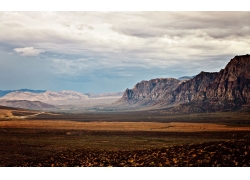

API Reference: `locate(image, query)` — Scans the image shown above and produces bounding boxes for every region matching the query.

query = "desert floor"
[0,109,250,166]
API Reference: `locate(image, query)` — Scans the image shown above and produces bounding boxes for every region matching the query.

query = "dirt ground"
[0,109,250,167]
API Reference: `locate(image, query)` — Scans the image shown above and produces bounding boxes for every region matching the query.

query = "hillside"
[0,100,55,110]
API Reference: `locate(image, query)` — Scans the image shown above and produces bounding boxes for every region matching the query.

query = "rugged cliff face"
[115,54,250,112]
[205,55,250,104]
[114,72,218,108]
[159,71,218,106]
[113,78,180,106]
[190,54,250,112]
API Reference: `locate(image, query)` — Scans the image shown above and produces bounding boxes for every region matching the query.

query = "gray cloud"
[1,11,249,59]
[0,12,250,93]
[110,12,250,39]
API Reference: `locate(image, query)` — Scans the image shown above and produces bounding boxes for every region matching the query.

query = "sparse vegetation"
[0,107,250,167]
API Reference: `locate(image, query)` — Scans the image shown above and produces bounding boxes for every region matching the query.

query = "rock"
[113,78,180,106]
[115,54,250,112]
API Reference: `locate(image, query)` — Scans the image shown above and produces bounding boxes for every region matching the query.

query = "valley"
[0,55,250,167]
[0,106,250,167]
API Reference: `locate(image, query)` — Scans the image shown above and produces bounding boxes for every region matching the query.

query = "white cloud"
[13,47,44,56]
[1,12,250,76]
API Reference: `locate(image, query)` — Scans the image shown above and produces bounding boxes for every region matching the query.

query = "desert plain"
[0,107,250,167]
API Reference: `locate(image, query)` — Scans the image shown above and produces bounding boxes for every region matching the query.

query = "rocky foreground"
[2,140,250,167]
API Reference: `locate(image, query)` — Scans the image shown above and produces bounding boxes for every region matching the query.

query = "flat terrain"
[0,107,250,167]
[1,120,250,132]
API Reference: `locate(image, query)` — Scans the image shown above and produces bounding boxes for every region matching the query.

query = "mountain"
[84,92,123,98]
[113,73,217,108]
[0,90,13,97]
[114,54,250,112]
[0,89,46,97]
[114,78,180,107]
[185,54,250,112]
[177,76,195,81]
[0,100,55,110]
[154,71,219,108]
[0,90,89,105]
[0,90,123,110]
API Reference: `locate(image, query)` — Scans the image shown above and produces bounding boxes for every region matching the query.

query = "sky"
[0,10,250,93]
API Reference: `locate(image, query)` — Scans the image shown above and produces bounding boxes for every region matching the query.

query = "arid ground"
[0,107,250,167]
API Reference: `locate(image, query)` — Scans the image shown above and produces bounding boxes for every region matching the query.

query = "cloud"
[75,24,94,30]
[50,58,95,76]
[13,47,44,56]
[110,12,250,39]
[1,12,249,61]
[0,12,250,93]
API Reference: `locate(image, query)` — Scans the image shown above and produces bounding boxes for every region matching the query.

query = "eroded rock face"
[205,55,250,105]
[115,54,250,112]
[164,71,218,106]
[114,72,218,108]
[113,78,180,106]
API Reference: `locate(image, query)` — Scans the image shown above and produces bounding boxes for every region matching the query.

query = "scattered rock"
[3,140,250,167]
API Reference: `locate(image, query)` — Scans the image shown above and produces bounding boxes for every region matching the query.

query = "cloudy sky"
[0,11,250,93]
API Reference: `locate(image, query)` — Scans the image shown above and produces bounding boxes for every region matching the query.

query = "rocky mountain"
[114,78,180,106]
[0,99,55,110]
[153,71,219,108]
[177,76,195,81]
[189,54,250,112]
[114,54,250,112]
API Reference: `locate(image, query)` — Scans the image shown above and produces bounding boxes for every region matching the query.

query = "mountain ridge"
[114,54,250,112]
[0,90,89,104]
[0,89,46,97]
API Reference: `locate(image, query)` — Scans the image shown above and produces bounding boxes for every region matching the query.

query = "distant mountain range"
[0,89,46,97]
[114,54,250,113]
[0,90,88,109]
[1,90,89,102]
[0,89,123,99]
[177,76,195,81]
[0,89,123,110]
[84,92,123,98]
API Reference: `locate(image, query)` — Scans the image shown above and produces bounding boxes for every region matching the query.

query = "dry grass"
[1,107,250,132]
[0,109,14,118]
[1,108,250,166]
[0,110,37,119]
[1,120,250,132]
